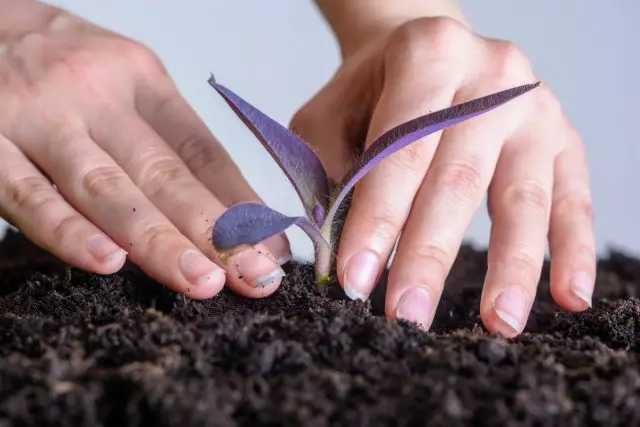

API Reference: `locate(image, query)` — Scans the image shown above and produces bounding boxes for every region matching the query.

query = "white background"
[6,0,638,262]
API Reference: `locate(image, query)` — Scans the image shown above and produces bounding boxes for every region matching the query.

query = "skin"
[294,0,596,337]
[0,0,596,338]
[0,0,291,300]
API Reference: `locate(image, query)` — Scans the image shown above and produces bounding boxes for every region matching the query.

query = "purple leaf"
[212,202,326,251]
[325,82,541,223]
[209,76,330,224]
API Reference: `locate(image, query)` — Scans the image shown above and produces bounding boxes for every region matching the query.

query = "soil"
[1,230,640,426]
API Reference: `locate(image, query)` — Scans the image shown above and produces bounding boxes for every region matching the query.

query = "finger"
[385,90,510,329]
[135,79,291,264]
[88,108,286,298]
[479,124,557,337]
[0,133,126,274]
[88,106,287,297]
[336,65,460,303]
[13,120,225,300]
[289,76,374,180]
[548,126,596,312]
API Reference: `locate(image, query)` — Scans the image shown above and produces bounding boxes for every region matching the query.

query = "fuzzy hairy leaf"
[212,202,326,251]
[209,76,329,223]
[325,82,541,224]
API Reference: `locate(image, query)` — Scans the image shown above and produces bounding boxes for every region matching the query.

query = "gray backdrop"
[4,0,636,262]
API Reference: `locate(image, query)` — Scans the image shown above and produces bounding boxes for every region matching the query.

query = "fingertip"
[341,249,381,302]
[550,267,594,312]
[85,234,128,274]
[91,248,128,275]
[481,285,530,339]
[233,277,283,299]
[391,285,435,331]
[184,267,227,300]
[177,249,226,299]
[219,244,287,298]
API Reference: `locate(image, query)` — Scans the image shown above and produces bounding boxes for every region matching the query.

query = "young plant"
[208,75,540,291]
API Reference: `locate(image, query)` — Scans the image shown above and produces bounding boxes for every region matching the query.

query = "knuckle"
[289,106,313,133]
[175,134,227,174]
[387,143,428,173]
[433,161,484,203]
[49,213,85,247]
[491,41,534,84]
[6,175,56,212]
[574,240,597,261]
[46,10,78,32]
[502,180,549,214]
[386,17,471,68]
[368,202,406,242]
[138,155,191,192]
[533,85,563,119]
[54,39,165,86]
[500,250,541,283]
[553,191,594,225]
[117,40,166,78]
[80,165,129,199]
[408,241,452,278]
[137,222,181,250]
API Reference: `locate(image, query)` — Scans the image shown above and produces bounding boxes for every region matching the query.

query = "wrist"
[0,0,61,42]
[316,0,470,58]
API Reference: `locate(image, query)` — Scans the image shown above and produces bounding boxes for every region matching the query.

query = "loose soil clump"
[1,229,640,426]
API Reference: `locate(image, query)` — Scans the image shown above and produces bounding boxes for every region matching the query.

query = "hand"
[291,17,595,337]
[0,3,290,299]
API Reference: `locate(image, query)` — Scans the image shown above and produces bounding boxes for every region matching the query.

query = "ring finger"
[385,90,509,329]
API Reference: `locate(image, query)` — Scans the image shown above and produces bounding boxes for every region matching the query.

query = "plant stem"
[314,239,333,293]
[296,218,333,293]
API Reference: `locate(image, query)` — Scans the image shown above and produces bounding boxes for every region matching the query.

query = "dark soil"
[1,230,640,426]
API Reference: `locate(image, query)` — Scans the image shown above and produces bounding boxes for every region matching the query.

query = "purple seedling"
[208,75,540,291]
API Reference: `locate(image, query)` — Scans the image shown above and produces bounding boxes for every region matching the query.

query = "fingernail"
[180,250,224,287]
[344,250,379,301]
[262,234,292,265]
[87,235,127,264]
[395,286,434,330]
[231,248,286,288]
[493,286,528,335]
[570,270,593,308]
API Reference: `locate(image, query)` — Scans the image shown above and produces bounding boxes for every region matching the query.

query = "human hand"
[0,1,290,299]
[291,17,595,337]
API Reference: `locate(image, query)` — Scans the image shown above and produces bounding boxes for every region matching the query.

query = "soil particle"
[0,230,640,426]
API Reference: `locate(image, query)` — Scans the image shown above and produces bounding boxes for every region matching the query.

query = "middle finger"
[386,88,514,329]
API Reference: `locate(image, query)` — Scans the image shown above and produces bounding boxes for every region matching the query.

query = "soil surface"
[1,230,640,426]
